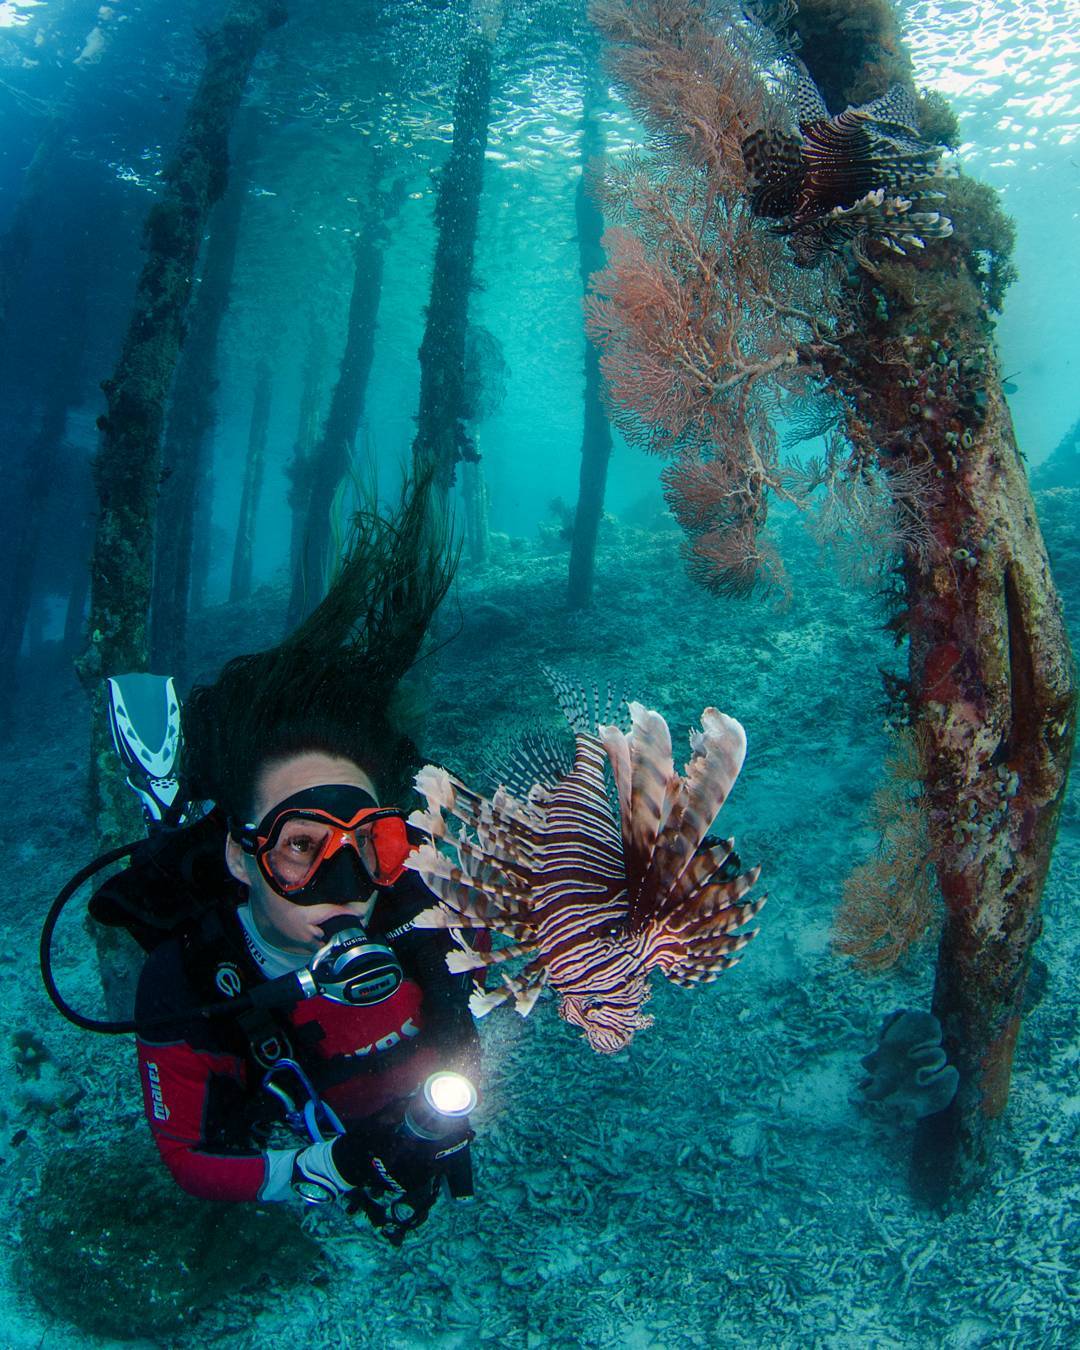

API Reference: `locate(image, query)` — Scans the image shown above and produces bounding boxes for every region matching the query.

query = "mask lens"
[360,814,411,885]
[261,818,333,891]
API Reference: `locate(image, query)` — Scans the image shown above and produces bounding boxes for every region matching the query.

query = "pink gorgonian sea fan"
[405,694,765,1054]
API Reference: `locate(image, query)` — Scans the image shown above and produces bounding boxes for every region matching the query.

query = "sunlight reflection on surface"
[0,0,44,31]
[904,0,1080,151]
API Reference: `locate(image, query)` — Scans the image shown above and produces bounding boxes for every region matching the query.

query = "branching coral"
[586,1,954,599]
[586,4,846,595]
[588,0,774,184]
[804,454,940,588]
[834,727,939,969]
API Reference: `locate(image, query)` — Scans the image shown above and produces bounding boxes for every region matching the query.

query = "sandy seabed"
[2,511,1077,1349]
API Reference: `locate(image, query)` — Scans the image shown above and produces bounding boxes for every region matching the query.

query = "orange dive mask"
[232,784,413,904]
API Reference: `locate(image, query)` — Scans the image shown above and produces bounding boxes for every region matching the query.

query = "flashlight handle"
[440,1143,475,1201]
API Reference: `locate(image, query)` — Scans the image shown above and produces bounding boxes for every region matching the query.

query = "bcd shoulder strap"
[181,906,295,1071]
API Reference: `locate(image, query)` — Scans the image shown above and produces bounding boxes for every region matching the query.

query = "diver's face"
[226,751,379,954]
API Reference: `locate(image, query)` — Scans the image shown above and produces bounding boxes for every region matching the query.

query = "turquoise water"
[0,0,1077,1345]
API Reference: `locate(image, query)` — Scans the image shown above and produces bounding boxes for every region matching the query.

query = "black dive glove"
[299,1119,473,1246]
[347,1120,475,1246]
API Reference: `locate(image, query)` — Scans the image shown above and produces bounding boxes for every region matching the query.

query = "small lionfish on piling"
[405,676,766,1053]
[742,61,952,264]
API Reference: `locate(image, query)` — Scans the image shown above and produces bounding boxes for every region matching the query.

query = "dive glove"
[287,1118,395,1204]
[291,1120,473,1244]
[296,1119,473,1244]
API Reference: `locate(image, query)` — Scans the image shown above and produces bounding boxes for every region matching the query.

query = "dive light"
[399,1070,478,1205]
[404,1071,479,1140]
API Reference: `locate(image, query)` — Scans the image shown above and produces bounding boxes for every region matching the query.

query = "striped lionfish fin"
[626,703,678,880]
[664,875,766,938]
[600,702,680,930]
[598,720,633,849]
[408,764,457,840]
[504,964,548,1017]
[484,723,576,798]
[652,880,764,984]
[412,902,534,943]
[662,945,754,986]
[635,709,747,924]
[469,964,548,1019]
[541,663,626,735]
[413,766,545,841]
[406,844,536,938]
[469,985,512,1017]
[653,921,761,983]
[667,837,736,905]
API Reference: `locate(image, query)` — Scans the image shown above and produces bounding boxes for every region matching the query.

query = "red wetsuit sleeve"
[136,1036,269,1201]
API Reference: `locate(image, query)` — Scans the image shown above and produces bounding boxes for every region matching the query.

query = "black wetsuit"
[135,873,478,1202]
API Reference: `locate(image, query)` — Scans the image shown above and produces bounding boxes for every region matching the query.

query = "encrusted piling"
[412,16,495,494]
[77,0,286,846]
[793,0,1078,1204]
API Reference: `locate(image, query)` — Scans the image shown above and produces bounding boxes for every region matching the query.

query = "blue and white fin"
[106,673,185,827]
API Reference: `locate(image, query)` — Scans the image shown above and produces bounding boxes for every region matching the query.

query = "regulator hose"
[39,842,140,1034]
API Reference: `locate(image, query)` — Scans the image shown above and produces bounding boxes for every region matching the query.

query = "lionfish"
[742,62,952,265]
[404,682,765,1053]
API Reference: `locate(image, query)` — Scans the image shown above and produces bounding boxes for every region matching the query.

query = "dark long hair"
[182,472,455,819]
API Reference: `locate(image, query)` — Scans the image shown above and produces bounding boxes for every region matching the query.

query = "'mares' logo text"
[146,1062,170,1121]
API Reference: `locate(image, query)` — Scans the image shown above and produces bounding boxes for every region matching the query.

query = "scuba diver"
[43,476,478,1244]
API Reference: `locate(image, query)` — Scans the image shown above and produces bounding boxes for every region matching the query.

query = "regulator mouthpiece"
[307,916,403,1007]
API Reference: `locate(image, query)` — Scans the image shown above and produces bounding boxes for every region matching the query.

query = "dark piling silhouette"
[567,61,613,609]
[285,320,327,586]
[151,113,260,679]
[287,162,398,626]
[229,359,273,602]
[412,16,495,494]
[0,116,64,347]
[76,0,287,845]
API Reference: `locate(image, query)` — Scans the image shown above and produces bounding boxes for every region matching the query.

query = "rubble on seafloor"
[0,508,1076,1347]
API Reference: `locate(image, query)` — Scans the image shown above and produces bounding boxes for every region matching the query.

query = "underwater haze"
[0,0,1078,1346]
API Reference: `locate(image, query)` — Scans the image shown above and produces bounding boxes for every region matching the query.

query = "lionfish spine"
[666,902,766,944]
[627,703,676,854]
[669,865,762,921]
[666,837,736,906]
[406,846,532,908]
[446,942,537,973]
[628,711,746,934]
[599,721,633,845]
